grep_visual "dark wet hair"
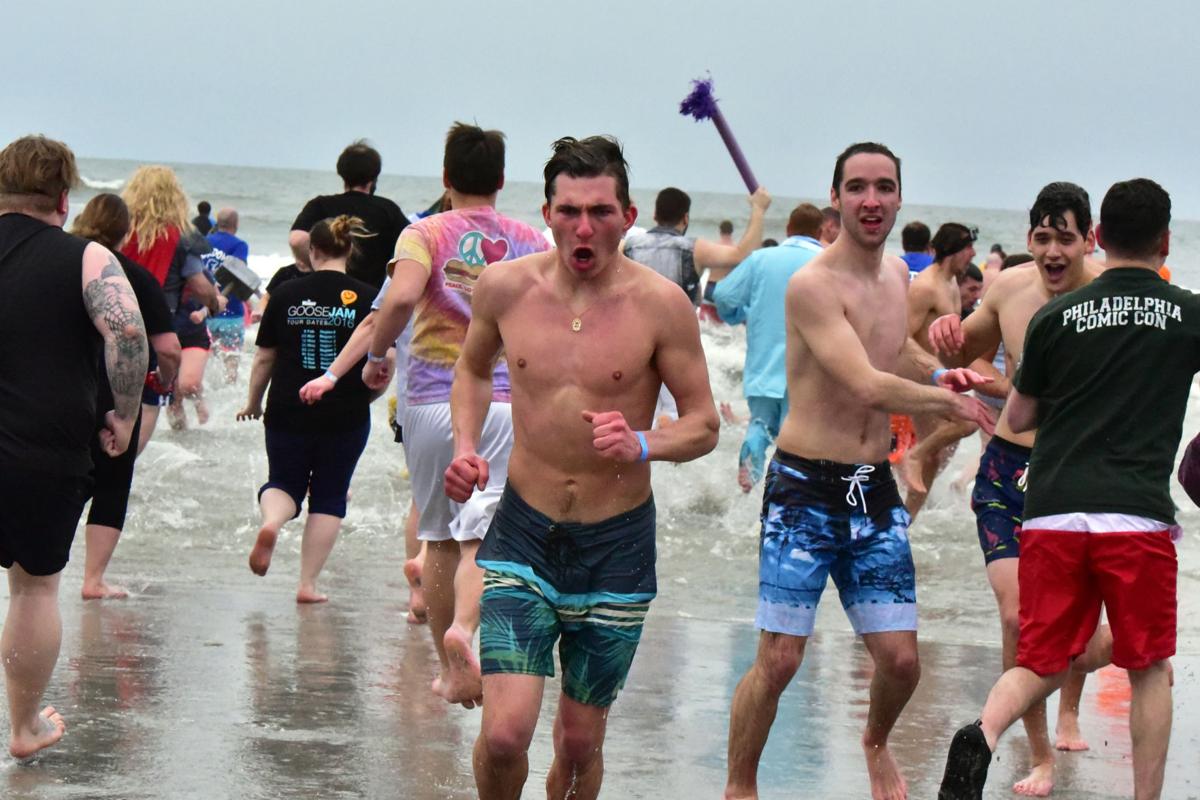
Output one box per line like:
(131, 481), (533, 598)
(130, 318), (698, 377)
(653, 187), (690, 225)
(1001, 253), (1034, 270)
(310, 214), (373, 259)
(959, 263), (984, 283)
(901, 221), (931, 252)
(761, 238), (778, 247)
(444, 122), (505, 196)
(1028, 182), (1091, 237)
(832, 142), (901, 195)
(718, 219), (733, 236)
(197, 200), (211, 216)
(543, 136), (631, 210)
(70, 193), (130, 251)
(336, 140), (382, 188)
(931, 222), (976, 262)
(1099, 178), (1171, 259)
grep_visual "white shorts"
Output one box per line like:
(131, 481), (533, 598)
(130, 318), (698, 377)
(404, 401), (512, 542)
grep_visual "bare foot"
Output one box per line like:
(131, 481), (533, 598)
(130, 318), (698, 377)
(81, 580), (129, 600)
(737, 461), (754, 494)
(432, 624), (482, 709)
(9, 706), (65, 761)
(248, 524), (278, 576)
(1055, 712), (1088, 751)
(296, 586), (328, 604)
(863, 742), (907, 800)
(403, 558), (427, 624)
(166, 404), (187, 431)
(897, 450), (927, 494)
(194, 399), (210, 425)
(1013, 761), (1054, 796)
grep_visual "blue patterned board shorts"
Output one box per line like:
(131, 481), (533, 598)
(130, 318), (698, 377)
(207, 316), (245, 352)
(476, 484), (656, 708)
(970, 436), (1031, 564)
(756, 449), (916, 637)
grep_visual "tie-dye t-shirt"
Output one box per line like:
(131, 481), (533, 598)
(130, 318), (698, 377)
(393, 206), (549, 405)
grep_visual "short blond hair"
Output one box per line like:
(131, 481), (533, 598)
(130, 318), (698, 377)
(0, 134), (79, 214)
(122, 165), (193, 249)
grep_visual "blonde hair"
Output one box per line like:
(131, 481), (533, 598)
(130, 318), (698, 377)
(121, 165), (192, 248)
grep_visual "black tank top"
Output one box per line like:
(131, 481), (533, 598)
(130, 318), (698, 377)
(0, 213), (99, 475)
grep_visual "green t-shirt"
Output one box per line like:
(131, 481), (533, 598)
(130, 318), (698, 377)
(1014, 267), (1200, 524)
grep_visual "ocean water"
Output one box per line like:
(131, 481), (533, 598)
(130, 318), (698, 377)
(10, 157), (1195, 797)
(75, 157), (1200, 289)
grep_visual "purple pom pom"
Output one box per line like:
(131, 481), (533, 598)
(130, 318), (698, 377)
(679, 76), (720, 121)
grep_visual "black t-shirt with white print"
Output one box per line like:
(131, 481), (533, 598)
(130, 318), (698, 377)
(1015, 267), (1200, 524)
(256, 270), (375, 433)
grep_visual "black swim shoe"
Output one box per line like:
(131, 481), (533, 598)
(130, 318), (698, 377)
(938, 720), (991, 800)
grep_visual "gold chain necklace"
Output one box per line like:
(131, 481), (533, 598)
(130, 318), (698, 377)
(566, 294), (605, 332)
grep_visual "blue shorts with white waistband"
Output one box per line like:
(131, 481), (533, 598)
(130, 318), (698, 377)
(756, 448), (916, 637)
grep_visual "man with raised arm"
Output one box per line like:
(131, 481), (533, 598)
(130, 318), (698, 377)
(940, 178), (1194, 800)
(723, 142), (993, 800)
(928, 182), (1106, 796)
(446, 135), (719, 800)
(0, 135), (147, 760)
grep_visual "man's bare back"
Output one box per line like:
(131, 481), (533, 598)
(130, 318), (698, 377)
(907, 265), (960, 352)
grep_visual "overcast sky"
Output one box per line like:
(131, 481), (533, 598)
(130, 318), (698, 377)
(6, 0), (1199, 216)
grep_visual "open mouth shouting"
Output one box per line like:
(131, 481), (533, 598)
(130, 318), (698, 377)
(860, 214), (884, 235)
(1042, 262), (1067, 283)
(570, 246), (596, 270)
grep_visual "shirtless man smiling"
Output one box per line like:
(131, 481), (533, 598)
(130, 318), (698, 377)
(445, 135), (719, 800)
(927, 182), (1109, 797)
(723, 143), (993, 800)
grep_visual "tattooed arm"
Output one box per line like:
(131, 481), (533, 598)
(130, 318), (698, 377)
(82, 243), (149, 457)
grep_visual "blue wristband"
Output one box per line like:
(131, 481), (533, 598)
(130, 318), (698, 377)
(367, 352), (386, 364)
(931, 368), (948, 386)
(323, 370), (338, 384)
(636, 431), (649, 462)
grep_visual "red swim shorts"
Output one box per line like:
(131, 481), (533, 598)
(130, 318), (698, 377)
(1016, 526), (1177, 675)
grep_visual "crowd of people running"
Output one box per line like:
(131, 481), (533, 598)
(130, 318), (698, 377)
(0, 125), (1195, 800)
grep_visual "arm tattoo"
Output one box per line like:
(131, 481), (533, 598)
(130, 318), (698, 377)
(83, 269), (149, 419)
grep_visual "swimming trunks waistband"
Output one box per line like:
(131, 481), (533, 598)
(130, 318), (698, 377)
(771, 448), (893, 486)
(987, 435), (1032, 460)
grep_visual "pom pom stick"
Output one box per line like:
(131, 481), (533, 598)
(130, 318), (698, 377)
(679, 76), (759, 193)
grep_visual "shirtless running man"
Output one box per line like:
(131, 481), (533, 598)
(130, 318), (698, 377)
(928, 182), (1110, 796)
(900, 222), (980, 517)
(445, 135), (719, 800)
(723, 142), (993, 800)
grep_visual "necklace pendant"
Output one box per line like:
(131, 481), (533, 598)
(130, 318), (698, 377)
(571, 317), (582, 332)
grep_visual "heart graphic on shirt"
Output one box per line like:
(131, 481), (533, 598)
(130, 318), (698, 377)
(480, 237), (509, 264)
(340, 290), (358, 305)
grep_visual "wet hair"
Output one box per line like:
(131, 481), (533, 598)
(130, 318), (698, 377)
(197, 200), (211, 216)
(653, 187), (690, 225)
(761, 238), (778, 247)
(1099, 178), (1171, 259)
(444, 122), (505, 196)
(989, 243), (1006, 256)
(786, 203), (824, 238)
(543, 136), (632, 210)
(0, 134), (79, 214)
(718, 219), (733, 236)
(901, 221), (931, 252)
(931, 222), (976, 262)
(309, 215), (373, 260)
(70, 193), (130, 251)
(123, 165), (192, 247)
(959, 263), (984, 283)
(832, 142), (901, 195)
(821, 206), (841, 226)
(336, 140), (382, 188)
(1028, 182), (1091, 236)
(1001, 253), (1034, 270)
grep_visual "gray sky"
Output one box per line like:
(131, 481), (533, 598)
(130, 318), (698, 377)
(6, 0), (1199, 216)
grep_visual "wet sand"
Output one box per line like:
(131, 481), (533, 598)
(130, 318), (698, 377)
(1, 364), (1198, 798)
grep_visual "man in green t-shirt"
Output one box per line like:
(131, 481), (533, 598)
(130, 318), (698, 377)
(940, 179), (1199, 800)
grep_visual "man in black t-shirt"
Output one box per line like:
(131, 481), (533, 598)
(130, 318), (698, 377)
(289, 141), (409, 289)
(0, 135), (147, 761)
(941, 179), (1198, 800)
(252, 261), (313, 323)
